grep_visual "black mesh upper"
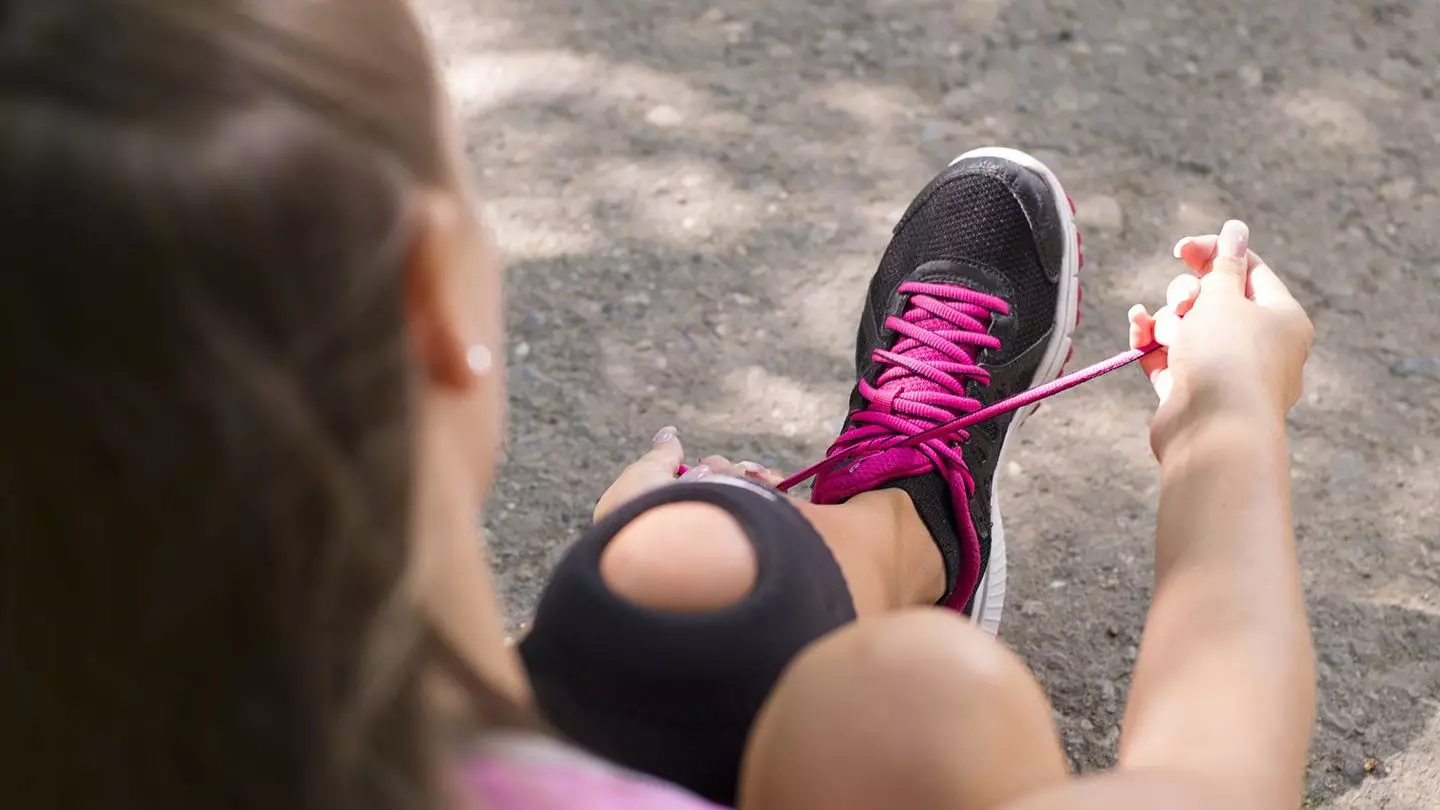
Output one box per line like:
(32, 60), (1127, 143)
(844, 158), (1069, 608)
(858, 168), (1061, 372)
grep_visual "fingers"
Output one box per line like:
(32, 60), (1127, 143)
(1153, 305), (1183, 347)
(690, 455), (784, 487)
(1165, 273), (1202, 317)
(1172, 234), (1218, 273)
(1128, 305), (1170, 402)
(1198, 219), (1250, 296)
(1176, 226), (1301, 312)
(594, 426), (686, 519)
(1128, 304), (1155, 349)
(691, 455), (736, 479)
(735, 461), (786, 487)
(1144, 354), (1173, 402)
(1246, 255), (1297, 308)
(643, 426), (685, 474)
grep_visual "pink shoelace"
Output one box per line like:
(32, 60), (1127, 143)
(768, 282), (1160, 493)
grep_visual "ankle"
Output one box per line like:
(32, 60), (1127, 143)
(851, 490), (947, 606)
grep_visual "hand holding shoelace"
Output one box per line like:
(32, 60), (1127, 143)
(1127, 219), (1314, 459)
(594, 426), (785, 520)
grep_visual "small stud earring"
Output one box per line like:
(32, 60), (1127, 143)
(466, 344), (493, 376)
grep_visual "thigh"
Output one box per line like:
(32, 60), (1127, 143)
(520, 478), (857, 807)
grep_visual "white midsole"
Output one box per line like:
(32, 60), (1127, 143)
(948, 147), (1083, 635)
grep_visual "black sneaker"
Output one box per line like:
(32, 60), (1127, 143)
(810, 147), (1083, 633)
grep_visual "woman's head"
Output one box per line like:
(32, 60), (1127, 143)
(1, 0), (511, 806)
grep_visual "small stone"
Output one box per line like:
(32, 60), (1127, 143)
(1074, 194), (1125, 233)
(514, 341), (531, 360)
(700, 7), (724, 23)
(1329, 451), (1364, 483)
(1390, 356), (1440, 379)
(1006, 461), (1024, 478)
(1099, 679), (1118, 701)
(1238, 64), (1263, 88)
(1049, 579), (1067, 590)
(1364, 756), (1389, 778)
(767, 42), (793, 59)
(645, 105), (685, 128)
(1020, 599), (1046, 616)
(1381, 177), (1417, 201)
(1341, 758), (1367, 784)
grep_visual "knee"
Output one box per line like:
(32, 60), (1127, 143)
(748, 610), (1052, 770)
(742, 611), (1062, 809)
(598, 501), (758, 613)
(797, 610), (1032, 705)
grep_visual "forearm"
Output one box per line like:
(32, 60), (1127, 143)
(1118, 413), (1315, 808)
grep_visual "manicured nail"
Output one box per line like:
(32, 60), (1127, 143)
(652, 426), (677, 445)
(1171, 237), (1191, 259)
(678, 464), (710, 481)
(1217, 220), (1249, 260)
(736, 461), (765, 477)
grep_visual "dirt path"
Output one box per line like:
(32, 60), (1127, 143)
(424, 1), (1440, 804)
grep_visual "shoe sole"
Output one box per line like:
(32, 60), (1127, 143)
(948, 147), (1083, 636)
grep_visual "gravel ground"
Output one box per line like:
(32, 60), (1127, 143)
(422, 0), (1440, 805)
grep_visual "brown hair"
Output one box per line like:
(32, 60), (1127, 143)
(0, 1), (510, 807)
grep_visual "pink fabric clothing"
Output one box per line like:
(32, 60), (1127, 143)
(452, 734), (723, 810)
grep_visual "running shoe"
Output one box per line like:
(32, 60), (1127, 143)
(811, 147), (1083, 633)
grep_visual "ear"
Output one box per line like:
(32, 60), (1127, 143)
(405, 191), (477, 392)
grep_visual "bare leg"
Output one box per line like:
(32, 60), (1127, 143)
(598, 487), (1069, 809)
(599, 488), (944, 616)
(741, 611), (1068, 810)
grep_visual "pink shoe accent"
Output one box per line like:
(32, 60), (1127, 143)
(806, 281), (1010, 606)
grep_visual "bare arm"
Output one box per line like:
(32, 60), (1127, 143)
(1116, 408), (1315, 808)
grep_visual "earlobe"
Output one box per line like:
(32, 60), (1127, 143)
(466, 344), (493, 377)
(405, 191), (478, 391)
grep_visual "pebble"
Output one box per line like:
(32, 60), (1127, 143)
(1238, 64), (1263, 88)
(1074, 194), (1125, 233)
(1329, 451), (1364, 483)
(1390, 356), (1440, 379)
(1342, 758), (1368, 785)
(645, 105), (685, 128)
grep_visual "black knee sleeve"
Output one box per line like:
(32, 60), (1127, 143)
(520, 479), (856, 806)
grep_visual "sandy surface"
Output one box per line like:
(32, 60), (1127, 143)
(422, 0), (1440, 805)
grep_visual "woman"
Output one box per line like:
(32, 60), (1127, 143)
(1, 1), (1316, 809)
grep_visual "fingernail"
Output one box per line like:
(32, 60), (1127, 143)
(678, 464), (710, 482)
(1218, 220), (1249, 260)
(736, 461), (764, 476)
(652, 426), (677, 445)
(1171, 237), (1190, 259)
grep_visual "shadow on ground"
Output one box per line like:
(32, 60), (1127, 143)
(423, 0), (1440, 804)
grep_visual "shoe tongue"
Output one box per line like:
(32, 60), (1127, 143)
(811, 446), (935, 505)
